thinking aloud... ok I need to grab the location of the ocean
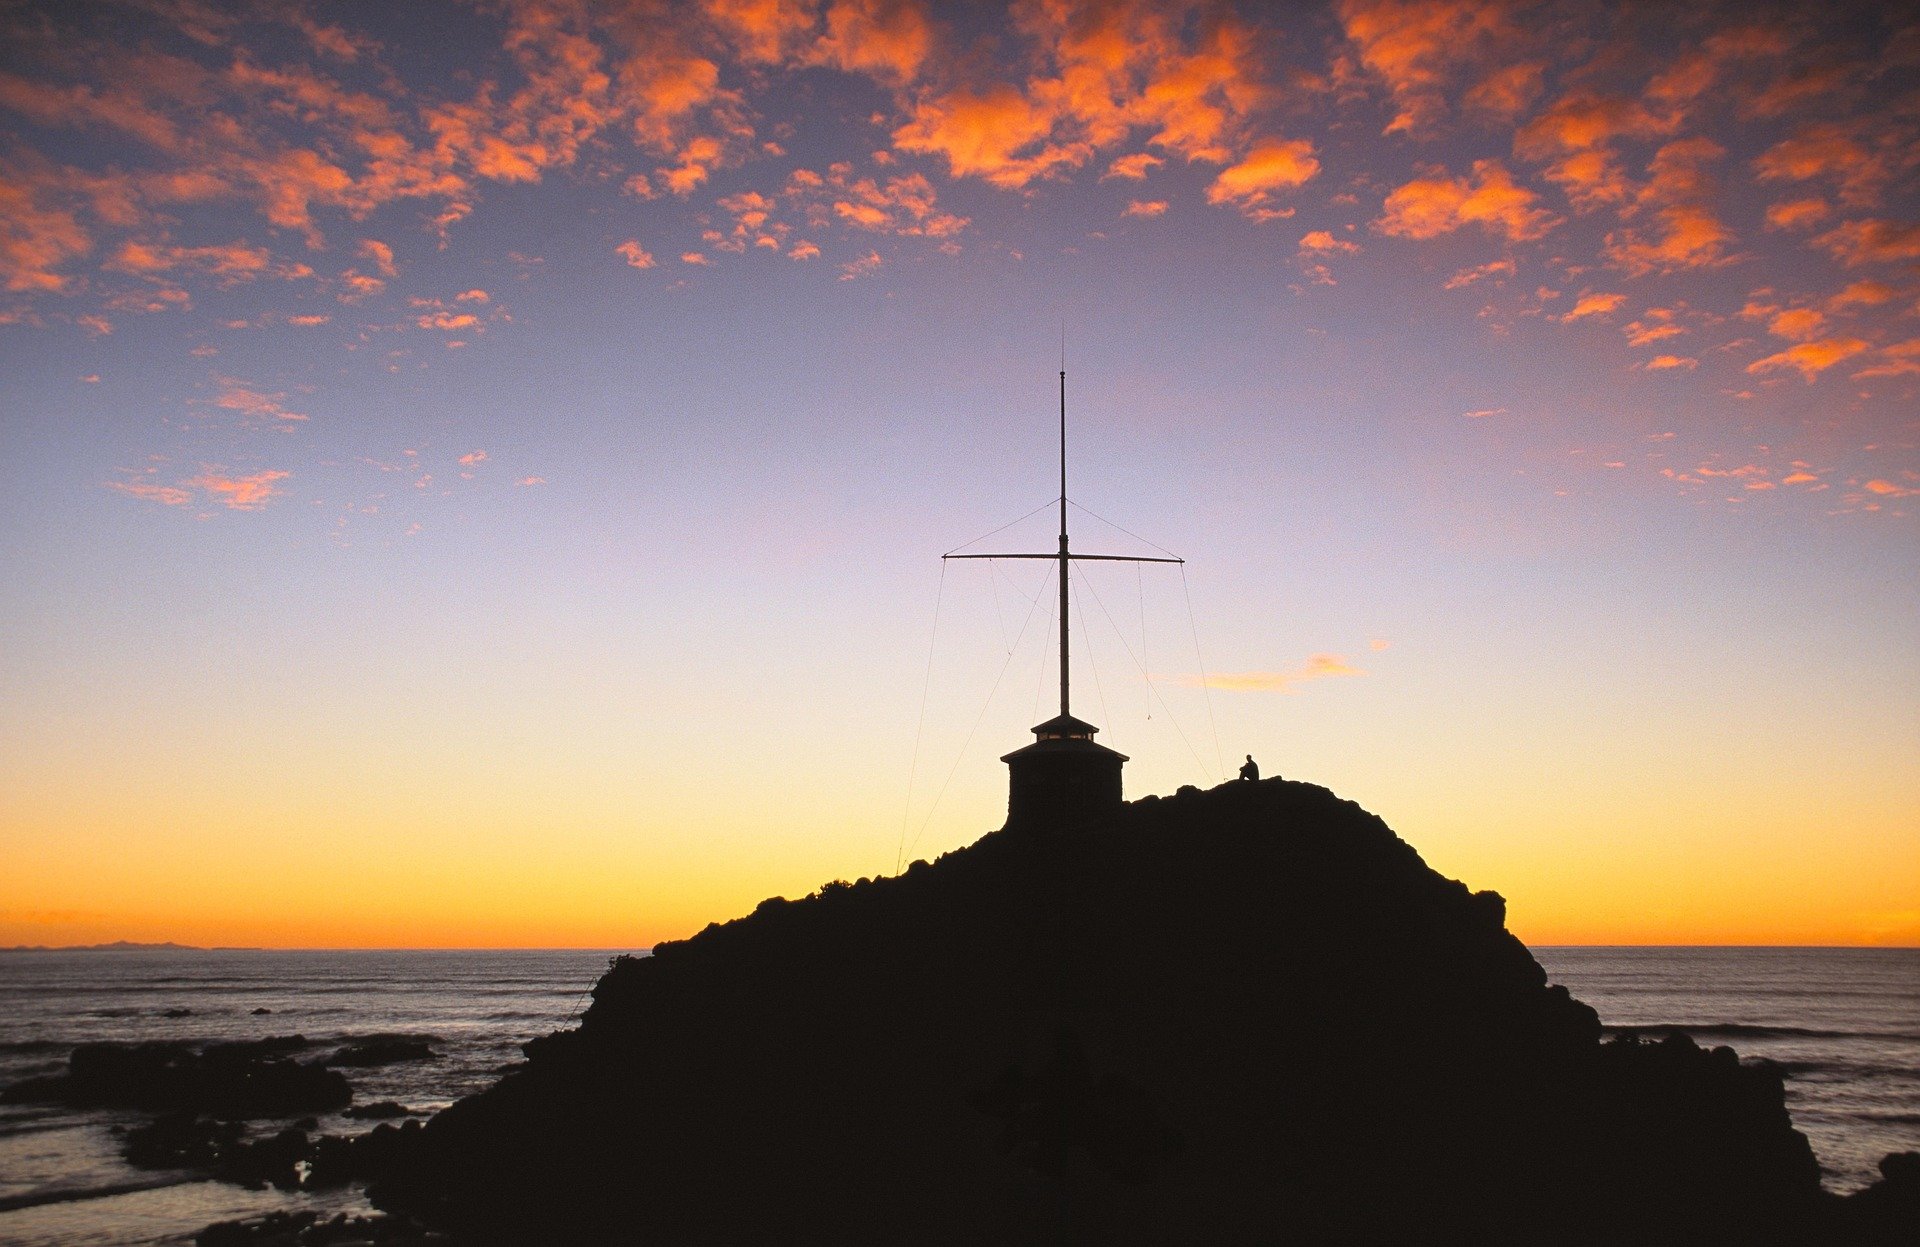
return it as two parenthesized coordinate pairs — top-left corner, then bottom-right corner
(0, 946), (1913, 1245)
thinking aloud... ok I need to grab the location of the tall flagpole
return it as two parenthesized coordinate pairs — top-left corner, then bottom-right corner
(1058, 369), (1070, 719)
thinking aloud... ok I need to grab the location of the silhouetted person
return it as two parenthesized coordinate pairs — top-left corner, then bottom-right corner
(1239, 755), (1259, 782)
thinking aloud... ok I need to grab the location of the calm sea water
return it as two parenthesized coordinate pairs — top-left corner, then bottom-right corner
(0, 947), (1913, 1245)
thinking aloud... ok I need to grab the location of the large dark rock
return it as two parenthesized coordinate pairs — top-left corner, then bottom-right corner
(325, 1038), (438, 1068)
(368, 780), (1884, 1243)
(1, 1037), (349, 1117)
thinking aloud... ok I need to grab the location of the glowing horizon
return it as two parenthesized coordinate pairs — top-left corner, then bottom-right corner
(2, 0), (1915, 951)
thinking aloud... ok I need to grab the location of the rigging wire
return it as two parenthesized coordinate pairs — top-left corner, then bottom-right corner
(1180, 563), (1227, 781)
(987, 559), (1010, 655)
(903, 560), (1054, 865)
(1073, 571), (1111, 731)
(943, 497), (1061, 557)
(1137, 561), (1150, 720)
(1077, 566), (1212, 781)
(895, 558), (948, 874)
(1031, 563), (1057, 725)
(1067, 499), (1184, 560)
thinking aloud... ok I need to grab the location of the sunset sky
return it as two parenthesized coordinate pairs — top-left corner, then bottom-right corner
(2, 0), (1915, 949)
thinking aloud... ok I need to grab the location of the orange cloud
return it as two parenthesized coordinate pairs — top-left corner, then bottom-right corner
(1644, 354), (1697, 371)
(190, 468), (291, 510)
(1852, 338), (1920, 379)
(1764, 198), (1830, 231)
(107, 479), (192, 506)
(1745, 337), (1870, 381)
(1198, 652), (1367, 692)
(1514, 92), (1673, 211)
(458, 450), (487, 467)
(357, 238), (397, 277)
(1753, 123), (1890, 207)
(1337, 0), (1518, 134)
(616, 239), (656, 268)
(705, 0), (817, 65)
(1104, 152), (1162, 180)
(1559, 292), (1625, 322)
(1376, 159), (1557, 242)
(109, 240), (283, 284)
(455, 288), (488, 303)
(1463, 407), (1506, 418)
(1603, 138), (1733, 275)
(1444, 258), (1514, 290)
(891, 1), (1268, 192)
(681, 251), (709, 265)
(1125, 199), (1167, 217)
(1623, 308), (1683, 346)
(1299, 230), (1360, 254)
(0, 162), (92, 292)
(1464, 59), (1544, 120)
(827, 171), (966, 237)
(1206, 140), (1320, 216)
(1827, 281), (1896, 310)
(839, 248), (882, 280)
(416, 310), (478, 330)
(1765, 308), (1826, 341)
(788, 240), (820, 260)
(286, 313), (330, 326)
(1812, 219), (1920, 268)
(893, 82), (1069, 189)
(517, 475), (547, 486)
(812, 0), (932, 84)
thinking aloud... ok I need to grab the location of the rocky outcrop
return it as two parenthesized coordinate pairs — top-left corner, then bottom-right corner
(2, 1037), (349, 1117)
(325, 1038), (439, 1068)
(357, 779), (1898, 1243)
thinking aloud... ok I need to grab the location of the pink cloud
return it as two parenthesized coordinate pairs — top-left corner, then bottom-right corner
(190, 468), (291, 510)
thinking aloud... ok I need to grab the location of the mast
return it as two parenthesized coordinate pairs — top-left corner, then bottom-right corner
(941, 370), (1184, 724)
(1058, 369), (1070, 719)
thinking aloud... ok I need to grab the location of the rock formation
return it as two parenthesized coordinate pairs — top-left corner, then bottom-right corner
(369, 779), (1899, 1243)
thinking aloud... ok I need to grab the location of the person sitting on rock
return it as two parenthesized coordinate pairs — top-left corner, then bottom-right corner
(1238, 755), (1259, 782)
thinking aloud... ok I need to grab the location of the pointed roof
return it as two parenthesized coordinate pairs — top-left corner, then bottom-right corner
(1028, 713), (1102, 738)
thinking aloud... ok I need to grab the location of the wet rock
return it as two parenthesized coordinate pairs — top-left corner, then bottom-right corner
(124, 1112), (243, 1170)
(326, 1038), (438, 1068)
(196, 1209), (443, 1246)
(1, 1039), (349, 1116)
(344, 1101), (417, 1119)
(311, 1119), (425, 1188)
(1837, 1152), (1920, 1245)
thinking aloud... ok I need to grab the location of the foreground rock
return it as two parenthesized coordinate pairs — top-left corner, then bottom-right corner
(2, 1037), (349, 1117)
(326, 1038), (438, 1068)
(197, 1209), (444, 1246)
(342, 780), (1906, 1242)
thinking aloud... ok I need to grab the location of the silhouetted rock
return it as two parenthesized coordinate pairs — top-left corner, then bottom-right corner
(344, 1101), (418, 1120)
(1, 1038), (349, 1117)
(251, 1007), (273, 1015)
(196, 1209), (442, 1246)
(326, 1038), (438, 1067)
(1838, 1153), (1920, 1245)
(366, 780), (1905, 1243)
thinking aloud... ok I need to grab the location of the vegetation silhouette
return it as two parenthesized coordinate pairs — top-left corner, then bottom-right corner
(361, 778), (1916, 1243)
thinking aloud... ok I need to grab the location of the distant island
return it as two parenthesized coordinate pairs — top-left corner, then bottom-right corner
(1, 940), (206, 952)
